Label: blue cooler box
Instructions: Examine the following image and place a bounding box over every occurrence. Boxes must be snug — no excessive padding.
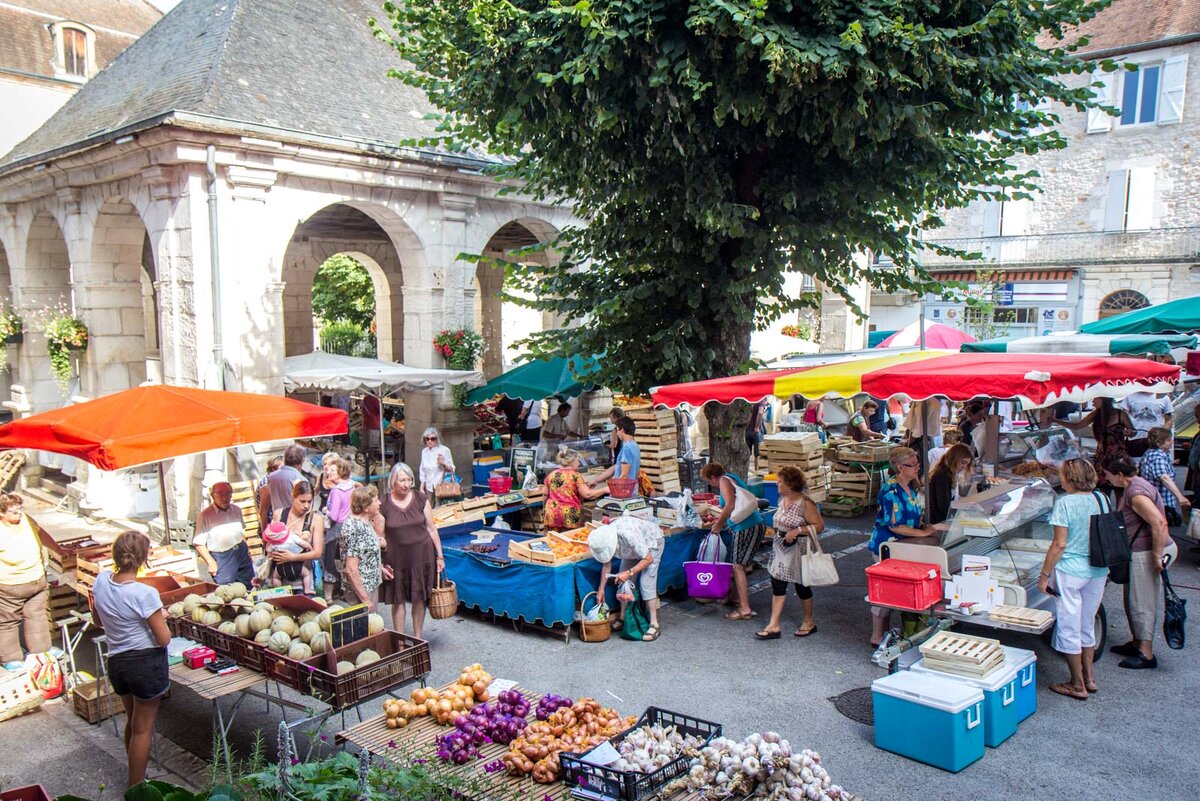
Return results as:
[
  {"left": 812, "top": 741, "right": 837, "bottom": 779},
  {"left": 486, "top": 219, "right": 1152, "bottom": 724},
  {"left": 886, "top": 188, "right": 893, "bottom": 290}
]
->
[
  {"left": 763, "top": 480, "right": 779, "bottom": 505},
  {"left": 911, "top": 658, "right": 1020, "bottom": 748},
  {"left": 872, "top": 671, "right": 985, "bottom": 772},
  {"left": 1001, "top": 645, "right": 1037, "bottom": 723}
]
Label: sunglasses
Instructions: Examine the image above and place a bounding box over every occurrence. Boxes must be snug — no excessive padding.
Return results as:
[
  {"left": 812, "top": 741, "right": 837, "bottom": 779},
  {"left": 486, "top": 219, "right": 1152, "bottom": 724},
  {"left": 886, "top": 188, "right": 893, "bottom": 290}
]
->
[
  {"left": 899, "top": 462, "right": 919, "bottom": 469},
  {"left": 424, "top": 436, "right": 438, "bottom": 442}
]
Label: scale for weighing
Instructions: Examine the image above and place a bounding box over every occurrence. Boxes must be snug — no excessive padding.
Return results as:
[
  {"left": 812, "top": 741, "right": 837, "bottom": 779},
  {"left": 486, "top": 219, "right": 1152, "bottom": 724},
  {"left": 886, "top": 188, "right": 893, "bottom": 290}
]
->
[
  {"left": 495, "top": 491, "right": 526, "bottom": 507},
  {"left": 594, "top": 496, "right": 654, "bottom": 522}
]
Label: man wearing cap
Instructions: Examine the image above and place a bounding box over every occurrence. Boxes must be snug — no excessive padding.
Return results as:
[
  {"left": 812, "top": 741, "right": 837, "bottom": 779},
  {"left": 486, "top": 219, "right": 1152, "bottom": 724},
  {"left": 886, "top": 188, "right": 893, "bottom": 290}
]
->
[
  {"left": 194, "top": 481, "right": 254, "bottom": 586},
  {"left": 589, "top": 515, "right": 665, "bottom": 641}
]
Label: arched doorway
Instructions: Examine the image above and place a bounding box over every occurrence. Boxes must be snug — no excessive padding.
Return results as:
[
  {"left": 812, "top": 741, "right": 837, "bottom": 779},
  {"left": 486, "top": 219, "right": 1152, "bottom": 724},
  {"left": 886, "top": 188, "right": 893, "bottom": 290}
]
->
[
  {"left": 312, "top": 252, "right": 380, "bottom": 357},
  {"left": 1098, "top": 289, "right": 1151, "bottom": 319},
  {"left": 21, "top": 210, "right": 74, "bottom": 408},
  {"left": 281, "top": 204, "right": 405, "bottom": 361},
  {"left": 83, "top": 196, "right": 158, "bottom": 395},
  {"left": 475, "top": 219, "right": 559, "bottom": 377}
]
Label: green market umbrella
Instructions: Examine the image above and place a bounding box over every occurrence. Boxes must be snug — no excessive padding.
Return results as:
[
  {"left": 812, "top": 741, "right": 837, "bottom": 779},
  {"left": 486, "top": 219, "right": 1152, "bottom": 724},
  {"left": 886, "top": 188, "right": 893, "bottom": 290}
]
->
[
  {"left": 464, "top": 355, "right": 601, "bottom": 404},
  {"left": 963, "top": 333, "right": 1197, "bottom": 356},
  {"left": 1079, "top": 294, "right": 1200, "bottom": 335}
]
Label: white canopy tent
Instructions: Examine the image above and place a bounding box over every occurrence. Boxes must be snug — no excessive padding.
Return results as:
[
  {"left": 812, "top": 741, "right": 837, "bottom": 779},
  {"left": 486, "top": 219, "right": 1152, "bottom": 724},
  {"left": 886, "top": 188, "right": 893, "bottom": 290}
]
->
[{"left": 282, "top": 351, "right": 485, "bottom": 471}]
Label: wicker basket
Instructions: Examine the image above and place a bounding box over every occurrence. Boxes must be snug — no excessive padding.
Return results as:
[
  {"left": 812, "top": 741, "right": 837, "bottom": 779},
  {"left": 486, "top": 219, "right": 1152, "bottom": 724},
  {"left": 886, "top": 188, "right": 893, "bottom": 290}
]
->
[
  {"left": 428, "top": 572, "right": 458, "bottom": 620},
  {"left": 578, "top": 591, "right": 611, "bottom": 643}
]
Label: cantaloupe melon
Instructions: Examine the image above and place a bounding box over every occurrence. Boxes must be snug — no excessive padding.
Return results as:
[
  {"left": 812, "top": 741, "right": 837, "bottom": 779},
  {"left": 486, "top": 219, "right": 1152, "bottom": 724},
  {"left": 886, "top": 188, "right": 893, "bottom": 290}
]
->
[{"left": 269, "top": 631, "right": 291, "bottom": 653}]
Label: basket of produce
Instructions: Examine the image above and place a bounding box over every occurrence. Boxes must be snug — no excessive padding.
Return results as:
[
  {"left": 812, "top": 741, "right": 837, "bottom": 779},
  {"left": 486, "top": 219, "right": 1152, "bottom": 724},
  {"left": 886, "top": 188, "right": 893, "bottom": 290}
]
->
[
  {"left": 560, "top": 707, "right": 722, "bottom": 801},
  {"left": 502, "top": 697, "right": 636, "bottom": 783},
  {"left": 379, "top": 663, "right": 498, "bottom": 729},
  {"left": 607, "top": 478, "right": 637, "bottom": 498},
  {"left": 301, "top": 631, "right": 430, "bottom": 709},
  {"left": 578, "top": 591, "right": 611, "bottom": 643}
]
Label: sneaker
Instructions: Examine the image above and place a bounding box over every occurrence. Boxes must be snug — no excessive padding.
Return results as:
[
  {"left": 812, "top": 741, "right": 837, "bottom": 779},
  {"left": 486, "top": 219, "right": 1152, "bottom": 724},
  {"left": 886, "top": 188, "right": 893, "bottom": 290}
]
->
[
  {"left": 1117, "top": 654, "right": 1158, "bottom": 670},
  {"left": 3, "top": 661, "right": 24, "bottom": 672},
  {"left": 1109, "top": 641, "right": 1140, "bottom": 658},
  {"left": 47, "top": 647, "right": 65, "bottom": 660}
]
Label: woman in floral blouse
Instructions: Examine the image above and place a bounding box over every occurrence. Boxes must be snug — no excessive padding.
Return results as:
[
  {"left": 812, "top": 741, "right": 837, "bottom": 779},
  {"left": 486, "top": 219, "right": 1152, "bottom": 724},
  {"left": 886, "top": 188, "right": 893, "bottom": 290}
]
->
[
  {"left": 341, "top": 485, "right": 389, "bottom": 612},
  {"left": 543, "top": 449, "right": 608, "bottom": 531}
]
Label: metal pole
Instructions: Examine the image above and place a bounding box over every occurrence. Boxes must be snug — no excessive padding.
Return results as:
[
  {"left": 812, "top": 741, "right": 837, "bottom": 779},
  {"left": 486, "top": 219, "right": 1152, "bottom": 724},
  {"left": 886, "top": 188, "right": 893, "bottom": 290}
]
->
[
  {"left": 206, "top": 145, "right": 225, "bottom": 390},
  {"left": 919, "top": 295, "right": 927, "bottom": 351},
  {"left": 156, "top": 462, "right": 170, "bottom": 545},
  {"left": 377, "top": 392, "right": 385, "bottom": 480}
]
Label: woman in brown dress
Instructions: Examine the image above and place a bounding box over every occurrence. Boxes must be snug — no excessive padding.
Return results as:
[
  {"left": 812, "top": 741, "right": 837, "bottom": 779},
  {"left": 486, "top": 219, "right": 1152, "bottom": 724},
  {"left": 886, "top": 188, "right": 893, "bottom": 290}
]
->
[{"left": 378, "top": 462, "right": 444, "bottom": 639}]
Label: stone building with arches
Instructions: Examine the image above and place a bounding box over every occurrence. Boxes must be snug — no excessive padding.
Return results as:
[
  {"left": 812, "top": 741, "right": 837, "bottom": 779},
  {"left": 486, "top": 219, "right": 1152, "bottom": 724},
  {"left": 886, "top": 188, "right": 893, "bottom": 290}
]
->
[{"left": 0, "top": 0, "right": 576, "bottom": 512}]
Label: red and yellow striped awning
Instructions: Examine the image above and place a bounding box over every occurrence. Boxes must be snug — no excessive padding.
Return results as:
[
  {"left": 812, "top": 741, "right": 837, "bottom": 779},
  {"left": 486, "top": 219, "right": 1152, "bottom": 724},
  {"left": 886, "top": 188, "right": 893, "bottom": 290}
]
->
[{"left": 650, "top": 351, "right": 1179, "bottom": 408}]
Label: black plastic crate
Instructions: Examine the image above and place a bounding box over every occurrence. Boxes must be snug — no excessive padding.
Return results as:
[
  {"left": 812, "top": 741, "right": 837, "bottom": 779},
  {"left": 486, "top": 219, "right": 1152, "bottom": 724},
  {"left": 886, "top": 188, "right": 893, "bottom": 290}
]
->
[
  {"left": 560, "top": 707, "right": 722, "bottom": 801},
  {"left": 677, "top": 457, "right": 708, "bottom": 494}
]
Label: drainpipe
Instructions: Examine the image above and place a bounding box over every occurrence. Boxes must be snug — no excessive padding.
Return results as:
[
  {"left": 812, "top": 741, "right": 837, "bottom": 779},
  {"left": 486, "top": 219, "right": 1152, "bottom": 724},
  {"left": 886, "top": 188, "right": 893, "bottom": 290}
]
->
[{"left": 206, "top": 144, "right": 225, "bottom": 390}]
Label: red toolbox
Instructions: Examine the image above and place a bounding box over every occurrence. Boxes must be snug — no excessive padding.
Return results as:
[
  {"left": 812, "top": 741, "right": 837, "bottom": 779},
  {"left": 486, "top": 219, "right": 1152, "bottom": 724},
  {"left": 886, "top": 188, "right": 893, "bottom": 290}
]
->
[
  {"left": 181, "top": 646, "right": 216, "bottom": 669},
  {"left": 866, "top": 559, "right": 943, "bottom": 611}
]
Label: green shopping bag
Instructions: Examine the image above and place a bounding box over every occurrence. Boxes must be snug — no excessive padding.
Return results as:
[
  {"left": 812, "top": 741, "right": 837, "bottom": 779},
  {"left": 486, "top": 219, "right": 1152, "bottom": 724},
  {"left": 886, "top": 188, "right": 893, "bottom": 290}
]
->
[{"left": 620, "top": 582, "right": 650, "bottom": 641}]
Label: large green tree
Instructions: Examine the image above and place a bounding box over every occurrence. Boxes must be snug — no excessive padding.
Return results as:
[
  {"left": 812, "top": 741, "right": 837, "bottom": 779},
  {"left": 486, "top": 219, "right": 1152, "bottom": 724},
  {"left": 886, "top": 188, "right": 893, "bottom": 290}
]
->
[
  {"left": 374, "top": 0, "right": 1109, "bottom": 470},
  {"left": 312, "top": 254, "right": 375, "bottom": 332}
]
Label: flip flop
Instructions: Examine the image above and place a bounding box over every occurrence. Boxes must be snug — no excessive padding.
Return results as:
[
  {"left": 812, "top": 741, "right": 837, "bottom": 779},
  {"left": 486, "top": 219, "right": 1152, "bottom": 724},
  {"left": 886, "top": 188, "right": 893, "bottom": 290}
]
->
[
  {"left": 725, "top": 610, "right": 758, "bottom": 621},
  {"left": 793, "top": 626, "right": 818, "bottom": 638},
  {"left": 1049, "top": 682, "right": 1088, "bottom": 701},
  {"left": 755, "top": 629, "right": 781, "bottom": 640},
  {"left": 1085, "top": 682, "right": 1100, "bottom": 692}
]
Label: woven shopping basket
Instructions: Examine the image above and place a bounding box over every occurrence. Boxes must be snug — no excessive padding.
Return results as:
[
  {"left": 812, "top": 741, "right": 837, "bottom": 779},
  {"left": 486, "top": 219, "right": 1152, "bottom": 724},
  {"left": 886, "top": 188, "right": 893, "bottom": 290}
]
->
[
  {"left": 429, "top": 572, "right": 458, "bottom": 619},
  {"left": 578, "top": 591, "right": 611, "bottom": 643}
]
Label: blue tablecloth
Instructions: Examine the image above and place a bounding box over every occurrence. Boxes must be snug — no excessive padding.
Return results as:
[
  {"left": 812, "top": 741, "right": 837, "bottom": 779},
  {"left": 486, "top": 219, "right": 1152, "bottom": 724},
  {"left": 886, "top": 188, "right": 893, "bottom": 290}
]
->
[{"left": 443, "top": 526, "right": 711, "bottom": 629}]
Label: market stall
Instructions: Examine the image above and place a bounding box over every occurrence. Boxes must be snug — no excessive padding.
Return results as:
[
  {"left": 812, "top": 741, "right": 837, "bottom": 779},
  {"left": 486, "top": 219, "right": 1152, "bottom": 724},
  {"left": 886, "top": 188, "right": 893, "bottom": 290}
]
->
[
  {"left": 962, "top": 332, "right": 1197, "bottom": 356},
  {"left": 1078, "top": 293, "right": 1200, "bottom": 335}
]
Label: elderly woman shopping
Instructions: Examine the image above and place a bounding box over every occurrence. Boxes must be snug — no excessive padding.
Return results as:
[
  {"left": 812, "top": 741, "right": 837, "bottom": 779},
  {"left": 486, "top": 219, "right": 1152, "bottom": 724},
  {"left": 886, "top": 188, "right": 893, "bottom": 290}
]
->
[
  {"left": 543, "top": 449, "right": 609, "bottom": 531},
  {"left": 0, "top": 493, "right": 51, "bottom": 670},
  {"left": 379, "top": 463, "right": 444, "bottom": 639},
  {"left": 341, "top": 486, "right": 388, "bottom": 613},
  {"left": 588, "top": 515, "right": 666, "bottom": 641},
  {"left": 417, "top": 426, "right": 456, "bottom": 494},
  {"left": 701, "top": 462, "right": 765, "bottom": 622},
  {"left": 1038, "top": 459, "right": 1110, "bottom": 699},
  {"left": 755, "top": 466, "right": 825, "bottom": 640}
]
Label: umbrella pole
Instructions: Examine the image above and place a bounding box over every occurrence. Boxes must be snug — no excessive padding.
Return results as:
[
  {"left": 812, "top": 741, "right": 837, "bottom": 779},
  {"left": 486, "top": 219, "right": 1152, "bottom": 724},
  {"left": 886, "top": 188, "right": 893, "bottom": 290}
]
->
[
  {"left": 378, "top": 392, "right": 385, "bottom": 481},
  {"left": 156, "top": 461, "right": 170, "bottom": 546},
  {"left": 919, "top": 296, "right": 927, "bottom": 351}
]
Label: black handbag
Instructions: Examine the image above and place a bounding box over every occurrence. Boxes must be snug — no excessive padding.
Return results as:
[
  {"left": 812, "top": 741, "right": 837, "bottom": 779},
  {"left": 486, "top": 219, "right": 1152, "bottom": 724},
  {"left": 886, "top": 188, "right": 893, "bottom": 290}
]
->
[
  {"left": 1162, "top": 567, "right": 1187, "bottom": 650},
  {"left": 1087, "top": 490, "right": 1131, "bottom": 584}
]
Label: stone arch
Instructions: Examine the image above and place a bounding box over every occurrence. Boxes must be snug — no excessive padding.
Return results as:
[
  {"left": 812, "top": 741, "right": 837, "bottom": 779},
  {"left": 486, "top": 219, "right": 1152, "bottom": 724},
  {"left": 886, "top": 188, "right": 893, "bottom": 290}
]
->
[
  {"left": 0, "top": 236, "right": 12, "bottom": 407},
  {"left": 20, "top": 209, "right": 75, "bottom": 408},
  {"left": 79, "top": 195, "right": 157, "bottom": 395},
  {"left": 1098, "top": 289, "right": 1150, "bottom": 319},
  {"left": 475, "top": 217, "right": 560, "bottom": 377},
  {"left": 280, "top": 203, "right": 410, "bottom": 360}
]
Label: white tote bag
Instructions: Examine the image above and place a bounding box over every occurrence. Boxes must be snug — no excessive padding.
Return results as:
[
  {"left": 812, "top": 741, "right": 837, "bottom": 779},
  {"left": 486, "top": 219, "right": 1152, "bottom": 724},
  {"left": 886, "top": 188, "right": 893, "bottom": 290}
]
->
[
  {"left": 801, "top": 532, "right": 839, "bottom": 587},
  {"left": 729, "top": 482, "right": 758, "bottom": 524}
]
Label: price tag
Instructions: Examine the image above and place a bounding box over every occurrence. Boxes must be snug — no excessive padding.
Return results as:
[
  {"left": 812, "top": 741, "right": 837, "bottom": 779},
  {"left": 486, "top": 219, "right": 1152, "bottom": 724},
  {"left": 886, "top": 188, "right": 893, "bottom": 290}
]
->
[
  {"left": 249, "top": 585, "right": 293, "bottom": 603},
  {"left": 486, "top": 678, "right": 518, "bottom": 696}
]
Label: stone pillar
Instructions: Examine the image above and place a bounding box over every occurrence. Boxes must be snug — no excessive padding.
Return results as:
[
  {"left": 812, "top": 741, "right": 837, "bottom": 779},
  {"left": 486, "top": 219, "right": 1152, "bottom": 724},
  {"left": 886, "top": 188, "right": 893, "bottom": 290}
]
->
[{"left": 401, "top": 285, "right": 438, "bottom": 368}]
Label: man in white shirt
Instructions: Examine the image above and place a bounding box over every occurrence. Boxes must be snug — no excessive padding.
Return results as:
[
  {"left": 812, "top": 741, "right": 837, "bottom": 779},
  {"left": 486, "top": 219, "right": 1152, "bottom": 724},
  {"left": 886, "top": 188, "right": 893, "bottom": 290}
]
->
[
  {"left": 518, "top": 399, "right": 543, "bottom": 443},
  {"left": 193, "top": 481, "right": 254, "bottom": 586},
  {"left": 541, "top": 402, "right": 580, "bottom": 444},
  {"left": 1121, "top": 391, "right": 1173, "bottom": 441}
]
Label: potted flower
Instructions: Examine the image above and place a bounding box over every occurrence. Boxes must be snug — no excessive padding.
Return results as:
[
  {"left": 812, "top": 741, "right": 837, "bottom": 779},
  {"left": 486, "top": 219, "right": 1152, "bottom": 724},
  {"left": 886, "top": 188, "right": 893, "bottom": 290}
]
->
[
  {"left": 432, "top": 328, "right": 485, "bottom": 406},
  {"left": 0, "top": 308, "right": 23, "bottom": 344},
  {"left": 39, "top": 305, "right": 88, "bottom": 392}
]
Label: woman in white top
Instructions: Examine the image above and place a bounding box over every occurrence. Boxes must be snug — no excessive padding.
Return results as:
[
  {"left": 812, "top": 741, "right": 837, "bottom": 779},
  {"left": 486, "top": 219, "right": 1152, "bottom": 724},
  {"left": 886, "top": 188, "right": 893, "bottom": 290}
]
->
[
  {"left": 91, "top": 531, "right": 171, "bottom": 788},
  {"left": 417, "top": 426, "right": 455, "bottom": 493}
]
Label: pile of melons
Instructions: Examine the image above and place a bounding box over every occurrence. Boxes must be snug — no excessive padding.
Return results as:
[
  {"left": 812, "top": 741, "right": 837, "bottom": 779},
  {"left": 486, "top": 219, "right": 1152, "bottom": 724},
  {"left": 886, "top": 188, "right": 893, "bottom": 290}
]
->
[{"left": 382, "top": 663, "right": 493, "bottom": 728}]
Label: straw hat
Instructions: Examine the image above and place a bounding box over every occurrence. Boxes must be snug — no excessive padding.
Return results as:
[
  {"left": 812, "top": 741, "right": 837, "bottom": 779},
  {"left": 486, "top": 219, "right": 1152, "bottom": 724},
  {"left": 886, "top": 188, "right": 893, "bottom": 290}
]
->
[{"left": 588, "top": 524, "right": 618, "bottom": 564}]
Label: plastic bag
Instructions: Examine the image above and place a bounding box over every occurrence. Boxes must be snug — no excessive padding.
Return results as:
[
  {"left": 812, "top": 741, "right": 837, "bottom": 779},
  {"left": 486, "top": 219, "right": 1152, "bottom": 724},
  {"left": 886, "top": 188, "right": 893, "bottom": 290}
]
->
[
  {"left": 522, "top": 468, "right": 539, "bottom": 491},
  {"left": 26, "top": 652, "right": 63, "bottom": 700},
  {"left": 491, "top": 517, "right": 512, "bottom": 531},
  {"left": 584, "top": 602, "right": 609, "bottom": 622},
  {"left": 680, "top": 489, "right": 703, "bottom": 529},
  {"left": 696, "top": 532, "right": 728, "bottom": 564},
  {"left": 616, "top": 579, "right": 636, "bottom": 603}
]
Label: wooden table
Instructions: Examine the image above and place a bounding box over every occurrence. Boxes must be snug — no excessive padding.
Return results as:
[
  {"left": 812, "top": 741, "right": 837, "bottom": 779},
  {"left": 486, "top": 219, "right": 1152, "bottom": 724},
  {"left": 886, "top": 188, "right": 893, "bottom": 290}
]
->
[{"left": 169, "top": 662, "right": 272, "bottom": 766}]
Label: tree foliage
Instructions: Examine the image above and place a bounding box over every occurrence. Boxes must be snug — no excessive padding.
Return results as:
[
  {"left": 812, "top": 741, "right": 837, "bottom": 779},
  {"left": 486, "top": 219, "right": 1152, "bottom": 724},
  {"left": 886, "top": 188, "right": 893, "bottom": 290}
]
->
[
  {"left": 312, "top": 254, "right": 375, "bottom": 331},
  {"left": 373, "top": 0, "right": 1110, "bottom": 466}
]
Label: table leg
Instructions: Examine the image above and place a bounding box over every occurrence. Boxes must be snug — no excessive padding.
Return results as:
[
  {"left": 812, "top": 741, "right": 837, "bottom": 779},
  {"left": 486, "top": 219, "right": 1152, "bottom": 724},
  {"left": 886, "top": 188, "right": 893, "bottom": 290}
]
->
[{"left": 212, "top": 689, "right": 250, "bottom": 770}]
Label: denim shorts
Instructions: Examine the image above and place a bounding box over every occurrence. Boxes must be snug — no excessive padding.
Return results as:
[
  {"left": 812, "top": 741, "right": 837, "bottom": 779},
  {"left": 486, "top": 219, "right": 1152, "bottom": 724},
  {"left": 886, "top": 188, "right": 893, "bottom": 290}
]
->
[{"left": 107, "top": 647, "right": 169, "bottom": 700}]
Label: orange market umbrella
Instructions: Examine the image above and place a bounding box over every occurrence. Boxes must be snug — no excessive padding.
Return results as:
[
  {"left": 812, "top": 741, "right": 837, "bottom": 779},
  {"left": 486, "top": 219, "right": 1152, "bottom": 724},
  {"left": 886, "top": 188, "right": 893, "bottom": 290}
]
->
[{"left": 0, "top": 384, "right": 347, "bottom": 470}]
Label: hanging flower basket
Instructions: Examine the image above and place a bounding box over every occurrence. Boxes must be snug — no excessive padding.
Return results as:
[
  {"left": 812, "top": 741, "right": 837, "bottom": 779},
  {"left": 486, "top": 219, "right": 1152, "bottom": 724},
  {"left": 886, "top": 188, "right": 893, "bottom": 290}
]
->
[
  {"left": 40, "top": 309, "right": 88, "bottom": 393},
  {"left": 432, "top": 328, "right": 485, "bottom": 406},
  {"left": 0, "top": 309, "right": 23, "bottom": 345}
]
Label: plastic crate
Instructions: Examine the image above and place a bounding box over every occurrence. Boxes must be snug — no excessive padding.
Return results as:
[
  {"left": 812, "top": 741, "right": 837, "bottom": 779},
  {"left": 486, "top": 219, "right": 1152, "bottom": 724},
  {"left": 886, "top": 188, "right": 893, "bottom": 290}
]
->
[
  {"left": 560, "top": 707, "right": 722, "bottom": 801},
  {"left": 1, "top": 785, "right": 52, "bottom": 801},
  {"left": 865, "top": 558, "right": 943, "bottom": 611},
  {"left": 199, "top": 624, "right": 241, "bottom": 659},
  {"left": 300, "top": 631, "right": 430, "bottom": 710},
  {"left": 0, "top": 670, "right": 44, "bottom": 724},
  {"left": 232, "top": 635, "right": 269, "bottom": 673},
  {"left": 263, "top": 648, "right": 316, "bottom": 691}
]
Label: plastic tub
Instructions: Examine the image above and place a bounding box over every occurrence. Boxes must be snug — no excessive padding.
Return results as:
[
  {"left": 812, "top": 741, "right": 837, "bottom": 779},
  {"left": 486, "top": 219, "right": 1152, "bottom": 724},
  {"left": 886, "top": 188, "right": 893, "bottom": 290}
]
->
[
  {"left": 910, "top": 658, "right": 1020, "bottom": 747},
  {"left": 866, "top": 558, "right": 943, "bottom": 611},
  {"left": 488, "top": 476, "right": 513, "bottom": 494},
  {"left": 607, "top": 478, "right": 637, "bottom": 498},
  {"left": 872, "top": 671, "right": 985, "bottom": 772},
  {"left": 1001, "top": 645, "right": 1037, "bottom": 723}
]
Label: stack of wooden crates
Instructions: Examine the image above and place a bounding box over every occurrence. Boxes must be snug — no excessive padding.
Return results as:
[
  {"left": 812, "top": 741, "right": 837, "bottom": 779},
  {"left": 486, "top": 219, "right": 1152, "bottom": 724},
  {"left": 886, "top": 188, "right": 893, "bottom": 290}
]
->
[
  {"left": 825, "top": 441, "right": 891, "bottom": 516},
  {"left": 627, "top": 406, "right": 681, "bottom": 494},
  {"left": 761, "top": 433, "right": 829, "bottom": 502}
]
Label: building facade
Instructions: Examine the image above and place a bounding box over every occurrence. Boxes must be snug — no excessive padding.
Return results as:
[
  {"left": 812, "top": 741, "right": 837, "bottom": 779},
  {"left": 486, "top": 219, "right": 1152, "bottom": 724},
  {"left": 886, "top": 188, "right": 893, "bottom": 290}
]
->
[
  {"left": 0, "top": 0, "right": 576, "bottom": 517},
  {"left": 865, "top": 0, "right": 1200, "bottom": 338}
]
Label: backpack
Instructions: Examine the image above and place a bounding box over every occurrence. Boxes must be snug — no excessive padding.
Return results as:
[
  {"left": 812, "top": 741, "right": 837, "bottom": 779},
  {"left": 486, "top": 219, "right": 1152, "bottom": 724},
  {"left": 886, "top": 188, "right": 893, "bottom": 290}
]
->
[{"left": 1088, "top": 490, "right": 1130, "bottom": 584}]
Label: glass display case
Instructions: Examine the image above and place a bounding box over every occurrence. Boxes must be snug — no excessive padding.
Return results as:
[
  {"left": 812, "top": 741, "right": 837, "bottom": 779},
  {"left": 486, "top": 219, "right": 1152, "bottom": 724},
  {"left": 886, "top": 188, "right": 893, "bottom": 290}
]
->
[
  {"left": 996, "top": 426, "right": 1082, "bottom": 478},
  {"left": 943, "top": 480, "right": 1056, "bottom": 593},
  {"left": 534, "top": 435, "right": 613, "bottom": 473}
]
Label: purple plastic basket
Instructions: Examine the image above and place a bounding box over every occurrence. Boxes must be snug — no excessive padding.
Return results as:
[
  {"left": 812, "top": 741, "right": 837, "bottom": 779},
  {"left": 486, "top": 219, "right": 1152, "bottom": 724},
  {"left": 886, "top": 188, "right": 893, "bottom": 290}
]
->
[{"left": 684, "top": 561, "right": 732, "bottom": 600}]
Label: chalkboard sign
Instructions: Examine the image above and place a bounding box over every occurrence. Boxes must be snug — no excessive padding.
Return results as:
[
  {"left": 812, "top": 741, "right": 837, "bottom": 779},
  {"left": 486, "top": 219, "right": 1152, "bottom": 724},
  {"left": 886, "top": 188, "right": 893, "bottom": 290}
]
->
[
  {"left": 329, "top": 603, "right": 369, "bottom": 647},
  {"left": 510, "top": 447, "right": 538, "bottom": 487}
]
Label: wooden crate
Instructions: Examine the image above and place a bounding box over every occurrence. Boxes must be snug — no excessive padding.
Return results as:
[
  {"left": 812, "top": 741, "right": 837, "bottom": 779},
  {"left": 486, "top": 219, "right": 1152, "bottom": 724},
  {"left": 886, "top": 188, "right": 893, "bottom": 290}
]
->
[
  {"left": 836, "top": 441, "right": 894, "bottom": 464},
  {"left": 986, "top": 604, "right": 1053, "bottom": 629},
  {"left": 462, "top": 495, "right": 498, "bottom": 513},
  {"left": 35, "top": 523, "right": 107, "bottom": 576},
  {"left": 230, "top": 480, "right": 265, "bottom": 557},
  {"left": 71, "top": 679, "right": 123, "bottom": 724},
  {"left": 919, "top": 631, "right": 1006, "bottom": 678},
  {"left": 46, "top": 580, "right": 85, "bottom": 625},
  {"left": 508, "top": 536, "right": 590, "bottom": 565},
  {"left": 76, "top": 546, "right": 199, "bottom": 588}
]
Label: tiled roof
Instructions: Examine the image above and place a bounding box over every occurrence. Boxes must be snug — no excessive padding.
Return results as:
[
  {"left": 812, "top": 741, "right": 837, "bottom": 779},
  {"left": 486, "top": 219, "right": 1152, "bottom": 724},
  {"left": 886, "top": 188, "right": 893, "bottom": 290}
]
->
[
  {"left": 0, "top": 1, "right": 161, "bottom": 79},
  {"left": 1045, "top": 0, "right": 1200, "bottom": 55},
  {"left": 1, "top": 0, "right": 454, "bottom": 171}
]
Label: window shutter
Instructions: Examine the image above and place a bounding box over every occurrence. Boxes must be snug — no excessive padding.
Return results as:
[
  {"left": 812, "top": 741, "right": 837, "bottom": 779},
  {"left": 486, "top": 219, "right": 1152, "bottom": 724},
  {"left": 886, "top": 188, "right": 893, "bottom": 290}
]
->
[
  {"left": 981, "top": 200, "right": 1002, "bottom": 237},
  {"left": 1104, "top": 170, "right": 1130, "bottom": 232},
  {"left": 1087, "top": 69, "right": 1115, "bottom": 133},
  {"left": 1125, "top": 167, "right": 1155, "bottom": 230},
  {"left": 1159, "top": 54, "right": 1188, "bottom": 124},
  {"left": 1000, "top": 199, "right": 1030, "bottom": 236}
]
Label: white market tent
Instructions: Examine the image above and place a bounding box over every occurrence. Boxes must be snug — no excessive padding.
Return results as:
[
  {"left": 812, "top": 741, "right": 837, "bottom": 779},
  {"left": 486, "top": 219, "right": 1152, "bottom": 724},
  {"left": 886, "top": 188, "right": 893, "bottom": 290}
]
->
[
  {"left": 282, "top": 351, "right": 485, "bottom": 470},
  {"left": 750, "top": 330, "right": 820, "bottom": 363}
]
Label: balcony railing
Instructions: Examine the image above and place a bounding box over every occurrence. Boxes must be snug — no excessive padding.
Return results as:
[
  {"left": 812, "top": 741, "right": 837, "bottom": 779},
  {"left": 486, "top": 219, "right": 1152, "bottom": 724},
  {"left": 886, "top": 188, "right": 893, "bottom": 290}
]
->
[{"left": 917, "top": 227, "right": 1200, "bottom": 268}]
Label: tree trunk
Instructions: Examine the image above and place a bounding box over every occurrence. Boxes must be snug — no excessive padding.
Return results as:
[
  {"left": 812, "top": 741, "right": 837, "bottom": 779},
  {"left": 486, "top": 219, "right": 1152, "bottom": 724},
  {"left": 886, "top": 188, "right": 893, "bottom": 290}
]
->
[{"left": 705, "top": 399, "right": 751, "bottom": 478}]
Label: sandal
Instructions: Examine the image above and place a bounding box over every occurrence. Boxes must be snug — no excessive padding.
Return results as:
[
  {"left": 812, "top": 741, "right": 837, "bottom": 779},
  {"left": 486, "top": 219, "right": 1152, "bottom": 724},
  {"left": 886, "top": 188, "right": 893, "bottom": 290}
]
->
[
  {"left": 642, "top": 625, "right": 661, "bottom": 642},
  {"left": 755, "top": 629, "right": 781, "bottom": 640},
  {"left": 725, "top": 610, "right": 758, "bottom": 621},
  {"left": 793, "top": 625, "right": 818, "bottom": 638},
  {"left": 610, "top": 619, "right": 623, "bottom": 632},
  {"left": 1049, "top": 682, "right": 1088, "bottom": 701}
]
